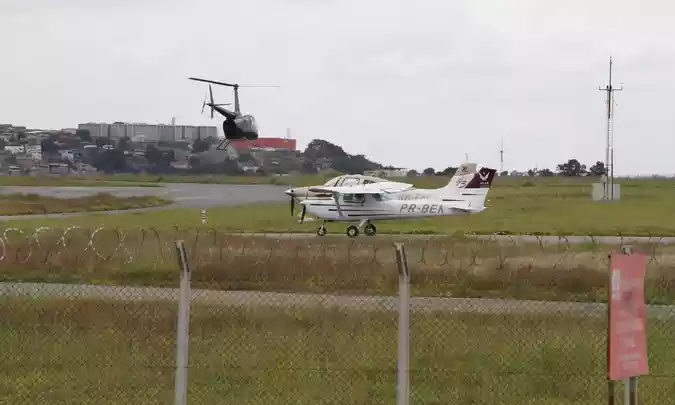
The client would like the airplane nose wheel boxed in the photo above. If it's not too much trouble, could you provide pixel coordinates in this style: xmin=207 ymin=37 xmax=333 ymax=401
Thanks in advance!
xmin=364 ymin=223 xmax=377 ymax=236
xmin=346 ymin=225 xmax=359 ymax=238
xmin=316 ymin=226 xmax=327 ymax=236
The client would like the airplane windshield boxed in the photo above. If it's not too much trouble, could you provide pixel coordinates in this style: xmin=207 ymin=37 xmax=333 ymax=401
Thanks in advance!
xmin=235 ymin=116 xmax=258 ymax=133
xmin=324 ymin=176 xmax=342 ymax=186
xmin=373 ymin=193 xmax=392 ymax=202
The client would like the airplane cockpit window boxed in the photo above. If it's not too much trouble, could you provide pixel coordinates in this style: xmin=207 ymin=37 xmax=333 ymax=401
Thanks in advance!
xmin=373 ymin=193 xmax=391 ymax=202
xmin=324 ymin=176 xmax=341 ymax=186
xmin=342 ymin=193 xmax=365 ymax=204
xmin=341 ymin=177 xmax=360 ymax=186
xmin=362 ymin=180 xmax=374 ymax=184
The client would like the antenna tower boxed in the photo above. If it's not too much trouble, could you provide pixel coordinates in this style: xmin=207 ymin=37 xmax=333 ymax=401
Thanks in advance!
xmin=598 ymin=57 xmax=623 ymax=200
xmin=499 ymin=140 xmax=504 ymax=173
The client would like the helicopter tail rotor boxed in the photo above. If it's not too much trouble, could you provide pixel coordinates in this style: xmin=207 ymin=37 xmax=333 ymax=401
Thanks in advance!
xmin=200 ymin=84 xmax=231 ymax=119
xmin=208 ymin=85 xmax=214 ymax=119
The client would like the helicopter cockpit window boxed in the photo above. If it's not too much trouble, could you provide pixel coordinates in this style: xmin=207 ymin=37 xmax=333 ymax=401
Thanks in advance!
xmin=235 ymin=116 xmax=258 ymax=133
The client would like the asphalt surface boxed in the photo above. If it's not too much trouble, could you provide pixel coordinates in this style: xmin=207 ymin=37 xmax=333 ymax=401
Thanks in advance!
xmin=0 ymin=183 xmax=289 ymax=220
xmin=2 ymin=282 xmax=674 ymax=319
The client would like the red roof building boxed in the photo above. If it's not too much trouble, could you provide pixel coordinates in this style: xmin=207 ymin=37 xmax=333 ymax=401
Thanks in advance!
xmin=230 ymin=137 xmax=296 ymax=151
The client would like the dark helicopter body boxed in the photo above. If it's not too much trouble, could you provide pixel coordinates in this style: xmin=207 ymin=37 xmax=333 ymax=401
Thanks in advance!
xmin=189 ymin=76 xmax=276 ymax=149
xmin=210 ymin=104 xmax=258 ymax=141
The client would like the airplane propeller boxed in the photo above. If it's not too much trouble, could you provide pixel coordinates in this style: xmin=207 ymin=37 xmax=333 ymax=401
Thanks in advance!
xmin=299 ymin=205 xmax=306 ymax=224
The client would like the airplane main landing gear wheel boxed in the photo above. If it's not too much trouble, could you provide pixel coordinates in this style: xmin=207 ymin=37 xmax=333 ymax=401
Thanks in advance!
xmin=364 ymin=223 xmax=377 ymax=236
xmin=316 ymin=226 xmax=327 ymax=236
xmin=346 ymin=225 xmax=359 ymax=238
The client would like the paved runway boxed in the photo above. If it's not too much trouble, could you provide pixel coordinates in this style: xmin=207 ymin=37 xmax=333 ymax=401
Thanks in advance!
xmin=0 ymin=183 xmax=289 ymax=208
xmin=2 ymin=282 xmax=674 ymax=319
xmin=0 ymin=183 xmax=289 ymax=220
xmin=232 ymin=232 xmax=675 ymax=244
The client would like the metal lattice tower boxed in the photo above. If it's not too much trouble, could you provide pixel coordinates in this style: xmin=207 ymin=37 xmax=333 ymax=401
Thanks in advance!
xmin=499 ymin=140 xmax=504 ymax=173
xmin=598 ymin=57 xmax=622 ymax=200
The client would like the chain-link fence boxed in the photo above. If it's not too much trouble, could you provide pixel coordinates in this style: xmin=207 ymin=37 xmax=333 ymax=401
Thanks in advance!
xmin=1 ymin=227 xmax=675 ymax=404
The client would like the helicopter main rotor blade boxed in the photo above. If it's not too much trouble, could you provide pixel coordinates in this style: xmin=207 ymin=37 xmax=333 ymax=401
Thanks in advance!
xmin=189 ymin=77 xmax=280 ymax=88
xmin=190 ymin=77 xmax=238 ymax=87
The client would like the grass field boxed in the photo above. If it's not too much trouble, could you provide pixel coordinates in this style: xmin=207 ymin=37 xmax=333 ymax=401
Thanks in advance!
xmin=0 ymin=174 xmax=674 ymax=234
xmin=3 ymin=232 xmax=674 ymax=304
xmin=2 ymin=174 xmax=674 ymax=235
xmin=0 ymin=297 xmax=672 ymax=405
xmin=0 ymin=193 xmax=170 ymax=216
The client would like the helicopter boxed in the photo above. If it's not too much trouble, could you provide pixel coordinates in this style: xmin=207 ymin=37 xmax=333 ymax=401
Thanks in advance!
xmin=188 ymin=77 xmax=278 ymax=150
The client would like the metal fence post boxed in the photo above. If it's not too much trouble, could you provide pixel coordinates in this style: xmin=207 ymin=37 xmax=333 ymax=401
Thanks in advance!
xmin=174 ymin=240 xmax=192 ymax=405
xmin=394 ymin=242 xmax=410 ymax=405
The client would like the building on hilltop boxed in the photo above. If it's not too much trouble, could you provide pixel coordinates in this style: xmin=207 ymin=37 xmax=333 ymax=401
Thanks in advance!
xmin=78 ymin=121 xmax=218 ymax=143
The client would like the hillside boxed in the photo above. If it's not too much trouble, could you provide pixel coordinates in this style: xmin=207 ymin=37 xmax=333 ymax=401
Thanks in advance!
xmin=301 ymin=139 xmax=383 ymax=174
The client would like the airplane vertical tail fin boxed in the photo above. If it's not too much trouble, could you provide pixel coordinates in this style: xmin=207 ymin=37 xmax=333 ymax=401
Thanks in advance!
xmin=460 ymin=167 xmax=498 ymax=208
xmin=440 ymin=162 xmax=477 ymax=192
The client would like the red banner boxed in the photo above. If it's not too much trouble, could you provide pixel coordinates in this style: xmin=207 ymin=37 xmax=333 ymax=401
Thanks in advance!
xmin=608 ymin=252 xmax=649 ymax=380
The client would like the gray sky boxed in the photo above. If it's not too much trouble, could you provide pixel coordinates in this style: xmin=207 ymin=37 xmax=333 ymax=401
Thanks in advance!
xmin=2 ymin=0 xmax=674 ymax=175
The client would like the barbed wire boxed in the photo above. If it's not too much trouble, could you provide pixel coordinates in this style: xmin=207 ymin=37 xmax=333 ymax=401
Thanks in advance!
xmin=0 ymin=226 xmax=672 ymax=266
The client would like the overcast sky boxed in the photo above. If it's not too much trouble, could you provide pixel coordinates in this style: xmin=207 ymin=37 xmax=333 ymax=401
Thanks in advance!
xmin=2 ymin=0 xmax=674 ymax=175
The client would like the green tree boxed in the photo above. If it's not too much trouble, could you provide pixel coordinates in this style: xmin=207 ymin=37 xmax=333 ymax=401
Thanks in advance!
xmin=76 ymin=129 xmax=92 ymax=142
xmin=192 ymin=139 xmax=211 ymax=153
xmin=556 ymin=159 xmax=586 ymax=176
xmin=588 ymin=161 xmax=606 ymax=176
xmin=423 ymin=167 xmax=435 ymax=175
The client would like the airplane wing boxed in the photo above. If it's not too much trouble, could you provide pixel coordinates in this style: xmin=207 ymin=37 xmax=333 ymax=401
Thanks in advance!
xmin=308 ymin=182 xmax=413 ymax=195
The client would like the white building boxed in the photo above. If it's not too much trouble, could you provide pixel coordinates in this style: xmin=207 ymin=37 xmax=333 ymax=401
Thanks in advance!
xmin=5 ymin=144 xmax=42 ymax=161
xmin=78 ymin=122 xmax=218 ymax=143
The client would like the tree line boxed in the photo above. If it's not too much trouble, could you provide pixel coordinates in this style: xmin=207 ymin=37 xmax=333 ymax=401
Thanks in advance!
xmin=419 ymin=159 xmax=608 ymax=177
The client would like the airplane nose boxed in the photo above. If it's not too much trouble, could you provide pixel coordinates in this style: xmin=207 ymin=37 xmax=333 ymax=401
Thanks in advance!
xmin=284 ymin=189 xmax=294 ymax=197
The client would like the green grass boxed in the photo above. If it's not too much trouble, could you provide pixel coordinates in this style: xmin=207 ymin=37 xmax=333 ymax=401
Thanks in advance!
xmin=0 ymin=176 xmax=161 ymax=187
xmin=2 ymin=174 xmax=675 ymax=235
xmin=0 ymin=297 xmax=672 ymax=404
xmin=3 ymin=231 xmax=675 ymax=304
xmin=0 ymin=193 xmax=171 ymax=216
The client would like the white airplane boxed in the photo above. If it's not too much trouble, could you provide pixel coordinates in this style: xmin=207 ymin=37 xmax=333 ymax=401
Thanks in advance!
xmin=284 ymin=163 xmax=478 ymax=219
xmin=284 ymin=173 xmax=409 ymax=216
xmin=296 ymin=165 xmax=497 ymax=237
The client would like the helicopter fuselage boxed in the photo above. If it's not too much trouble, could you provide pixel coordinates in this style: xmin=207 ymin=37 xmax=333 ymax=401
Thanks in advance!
xmin=222 ymin=115 xmax=259 ymax=141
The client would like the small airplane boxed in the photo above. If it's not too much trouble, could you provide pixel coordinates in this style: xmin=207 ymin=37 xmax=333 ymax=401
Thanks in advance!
xmin=286 ymin=162 xmax=478 ymax=219
xmin=188 ymin=77 xmax=278 ymax=151
xmin=284 ymin=173 xmax=411 ymax=216
xmin=296 ymin=165 xmax=497 ymax=237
